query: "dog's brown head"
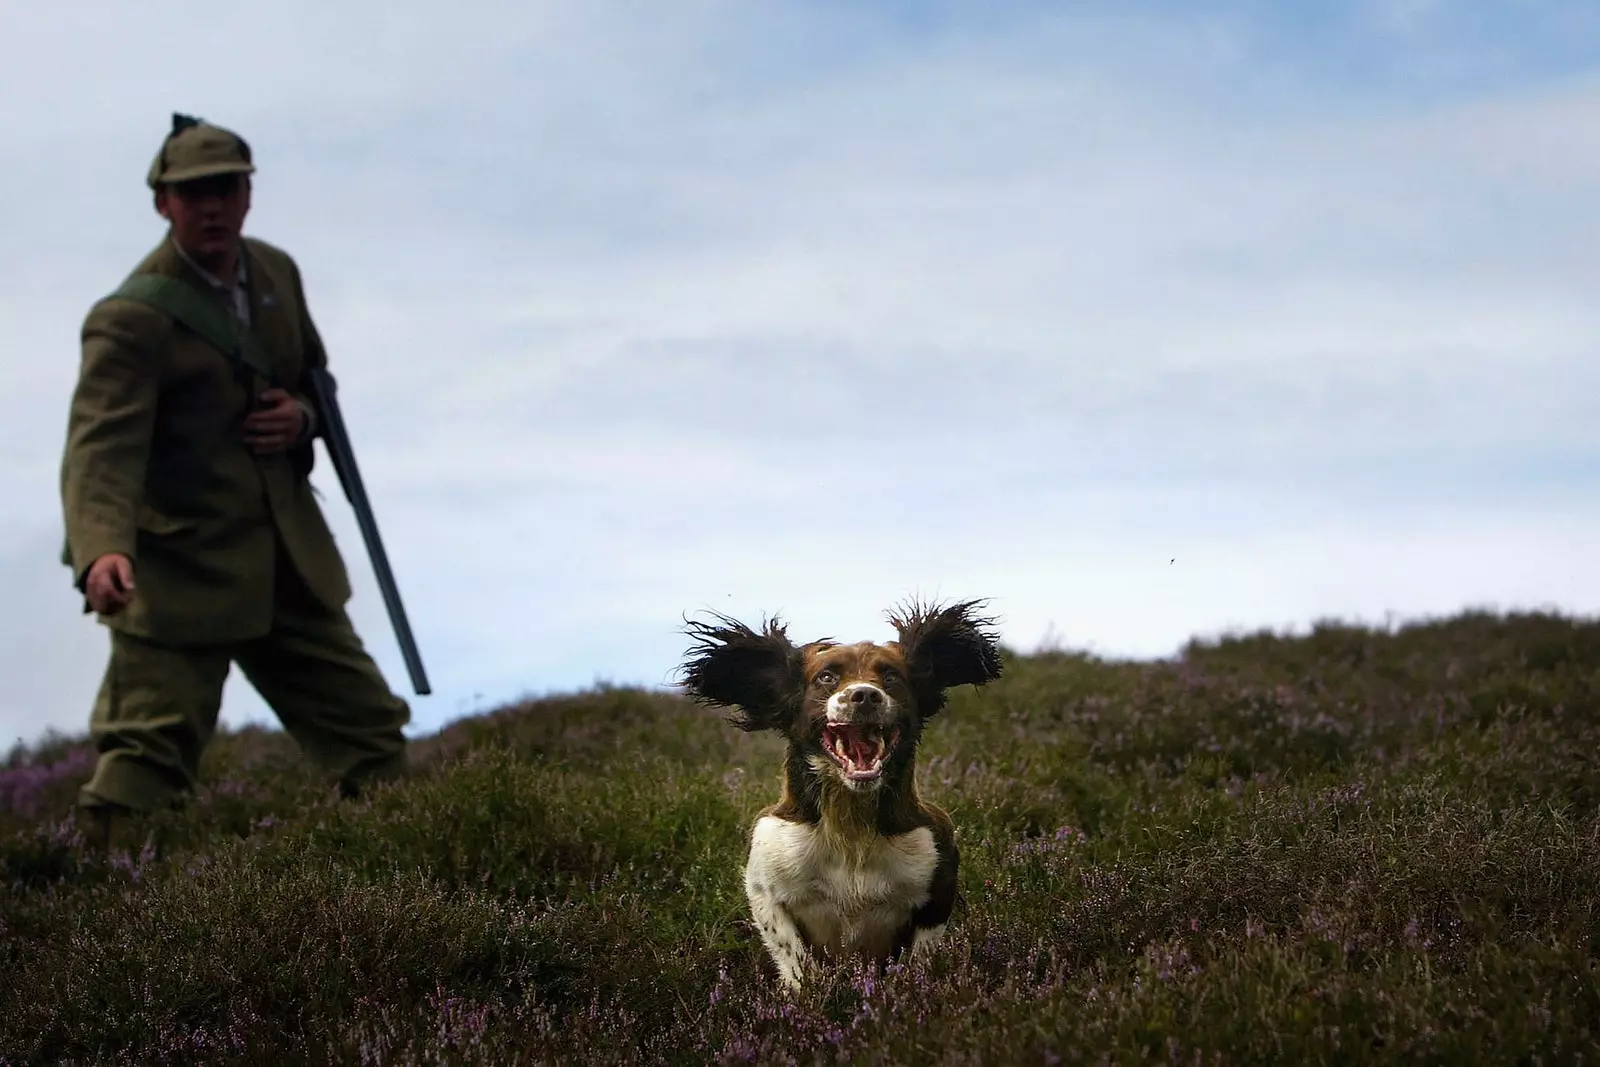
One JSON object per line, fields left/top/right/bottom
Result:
{"left": 679, "top": 599, "right": 1003, "bottom": 793}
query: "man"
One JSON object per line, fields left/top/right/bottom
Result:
{"left": 60, "top": 113, "right": 411, "bottom": 846}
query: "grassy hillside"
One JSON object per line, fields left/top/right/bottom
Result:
{"left": 3, "top": 609, "right": 1599, "bottom": 1065}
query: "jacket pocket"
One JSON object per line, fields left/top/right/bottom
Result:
{"left": 136, "top": 504, "right": 195, "bottom": 537}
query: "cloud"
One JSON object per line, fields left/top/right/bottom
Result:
{"left": 2, "top": 2, "right": 1596, "bottom": 751}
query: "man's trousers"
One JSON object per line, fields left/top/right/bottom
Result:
{"left": 76, "top": 547, "right": 411, "bottom": 813}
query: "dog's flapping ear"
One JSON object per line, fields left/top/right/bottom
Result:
{"left": 679, "top": 612, "right": 806, "bottom": 732}
{"left": 887, "top": 598, "right": 1003, "bottom": 719}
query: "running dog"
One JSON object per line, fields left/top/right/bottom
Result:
{"left": 679, "top": 598, "right": 1003, "bottom": 988}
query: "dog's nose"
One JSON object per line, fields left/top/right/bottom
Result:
{"left": 849, "top": 686, "right": 884, "bottom": 708}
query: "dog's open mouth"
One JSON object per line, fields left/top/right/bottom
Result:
{"left": 821, "top": 722, "right": 900, "bottom": 781}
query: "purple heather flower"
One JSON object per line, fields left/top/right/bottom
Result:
{"left": 0, "top": 746, "right": 95, "bottom": 818}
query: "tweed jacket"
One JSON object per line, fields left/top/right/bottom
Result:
{"left": 60, "top": 234, "right": 353, "bottom": 644}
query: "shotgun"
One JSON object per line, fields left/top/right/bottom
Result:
{"left": 306, "top": 366, "right": 432, "bottom": 696}
{"left": 95, "top": 271, "right": 432, "bottom": 696}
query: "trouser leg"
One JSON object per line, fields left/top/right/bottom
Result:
{"left": 77, "top": 630, "right": 232, "bottom": 814}
{"left": 234, "top": 555, "right": 411, "bottom": 796}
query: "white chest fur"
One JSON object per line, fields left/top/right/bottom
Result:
{"left": 743, "top": 814, "right": 942, "bottom": 986}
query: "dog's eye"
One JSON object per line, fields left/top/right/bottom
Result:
{"left": 814, "top": 669, "right": 839, "bottom": 688}
{"left": 881, "top": 667, "right": 903, "bottom": 685}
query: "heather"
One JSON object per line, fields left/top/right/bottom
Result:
{"left": 3, "top": 609, "right": 1599, "bottom": 1065}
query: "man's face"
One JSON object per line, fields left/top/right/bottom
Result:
{"left": 156, "top": 173, "right": 250, "bottom": 266}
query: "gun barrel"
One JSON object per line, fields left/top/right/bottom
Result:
{"left": 306, "top": 366, "right": 432, "bottom": 696}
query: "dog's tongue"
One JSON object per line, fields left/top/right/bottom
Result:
{"left": 843, "top": 733, "right": 878, "bottom": 768}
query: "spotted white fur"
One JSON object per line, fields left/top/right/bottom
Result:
{"left": 744, "top": 813, "right": 945, "bottom": 989}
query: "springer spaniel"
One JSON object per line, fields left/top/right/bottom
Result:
{"left": 679, "top": 599, "right": 1003, "bottom": 988}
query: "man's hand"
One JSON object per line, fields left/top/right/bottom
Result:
{"left": 243, "top": 388, "right": 307, "bottom": 454}
{"left": 86, "top": 553, "right": 136, "bottom": 615}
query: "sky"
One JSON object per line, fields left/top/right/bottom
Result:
{"left": 2, "top": 1, "right": 1596, "bottom": 752}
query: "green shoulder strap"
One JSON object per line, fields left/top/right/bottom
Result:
{"left": 106, "top": 273, "right": 277, "bottom": 383}
{"left": 64, "top": 274, "right": 288, "bottom": 577}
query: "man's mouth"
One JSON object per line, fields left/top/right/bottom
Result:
{"left": 821, "top": 722, "right": 900, "bottom": 782}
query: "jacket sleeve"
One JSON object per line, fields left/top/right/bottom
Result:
{"left": 60, "top": 299, "right": 163, "bottom": 588}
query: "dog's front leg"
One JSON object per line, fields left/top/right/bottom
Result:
{"left": 745, "top": 817, "right": 819, "bottom": 989}
{"left": 909, "top": 921, "right": 947, "bottom": 959}
{"left": 749, "top": 888, "right": 811, "bottom": 990}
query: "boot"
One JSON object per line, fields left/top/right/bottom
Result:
{"left": 76, "top": 801, "right": 141, "bottom": 856}
{"left": 79, "top": 802, "right": 113, "bottom": 853}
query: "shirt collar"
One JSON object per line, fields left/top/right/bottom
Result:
{"left": 170, "top": 234, "right": 248, "bottom": 292}
{"left": 170, "top": 234, "right": 255, "bottom": 329}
